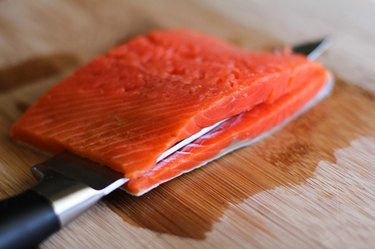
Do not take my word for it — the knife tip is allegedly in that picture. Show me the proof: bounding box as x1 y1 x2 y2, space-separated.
293 37 332 60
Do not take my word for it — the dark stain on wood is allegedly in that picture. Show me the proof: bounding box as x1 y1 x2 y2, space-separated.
0 53 79 93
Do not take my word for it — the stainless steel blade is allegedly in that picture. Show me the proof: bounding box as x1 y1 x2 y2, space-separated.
33 152 127 191
292 38 331 60
31 152 127 225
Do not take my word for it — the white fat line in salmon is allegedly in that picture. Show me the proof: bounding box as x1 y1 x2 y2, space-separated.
156 119 228 162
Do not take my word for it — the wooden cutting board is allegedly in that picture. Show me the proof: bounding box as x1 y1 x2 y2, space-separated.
1 1 375 248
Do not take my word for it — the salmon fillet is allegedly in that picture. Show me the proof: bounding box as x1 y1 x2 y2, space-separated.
11 29 331 195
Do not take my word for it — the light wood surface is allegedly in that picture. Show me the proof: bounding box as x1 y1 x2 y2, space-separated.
1 1 375 248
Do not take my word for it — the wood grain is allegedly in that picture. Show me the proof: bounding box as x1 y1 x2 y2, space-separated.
0 0 375 248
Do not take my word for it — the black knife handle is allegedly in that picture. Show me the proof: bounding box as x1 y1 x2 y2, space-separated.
0 190 61 249
0 154 124 249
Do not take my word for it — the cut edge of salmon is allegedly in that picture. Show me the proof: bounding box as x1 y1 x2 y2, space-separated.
123 73 334 196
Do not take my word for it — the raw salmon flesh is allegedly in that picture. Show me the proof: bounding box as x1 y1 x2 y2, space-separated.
11 29 332 195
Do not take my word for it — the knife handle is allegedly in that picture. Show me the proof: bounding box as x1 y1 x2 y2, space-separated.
0 169 104 249
0 189 61 249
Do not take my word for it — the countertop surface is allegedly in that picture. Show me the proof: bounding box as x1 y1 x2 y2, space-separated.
0 1 375 248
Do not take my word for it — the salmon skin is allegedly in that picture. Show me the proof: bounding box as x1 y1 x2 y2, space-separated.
11 29 331 196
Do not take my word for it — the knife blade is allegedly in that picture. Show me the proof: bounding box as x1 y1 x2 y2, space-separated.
292 38 331 60
0 39 330 249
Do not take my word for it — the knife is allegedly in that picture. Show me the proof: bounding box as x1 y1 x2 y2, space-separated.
0 39 330 249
